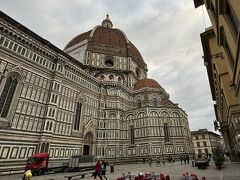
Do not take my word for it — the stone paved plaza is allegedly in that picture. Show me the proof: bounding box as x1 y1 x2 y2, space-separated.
0 160 240 180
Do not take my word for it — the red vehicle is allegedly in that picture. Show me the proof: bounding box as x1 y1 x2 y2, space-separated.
25 153 68 175
25 153 95 175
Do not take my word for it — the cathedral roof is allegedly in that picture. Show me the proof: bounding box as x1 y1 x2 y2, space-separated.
134 78 162 90
64 15 144 64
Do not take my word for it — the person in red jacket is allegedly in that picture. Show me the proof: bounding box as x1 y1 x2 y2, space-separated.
94 160 103 180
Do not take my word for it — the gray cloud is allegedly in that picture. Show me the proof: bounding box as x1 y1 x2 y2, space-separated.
1 0 216 132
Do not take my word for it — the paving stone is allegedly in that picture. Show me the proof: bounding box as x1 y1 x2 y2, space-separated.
0 160 240 180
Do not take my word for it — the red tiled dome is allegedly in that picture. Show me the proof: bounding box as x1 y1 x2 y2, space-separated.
134 78 162 90
64 25 144 63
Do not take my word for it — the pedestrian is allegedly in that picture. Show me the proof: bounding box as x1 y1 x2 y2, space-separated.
186 155 189 164
183 155 186 164
162 158 166 166
148 157 152 167
23 169 32 180
180 156 183 165
94 160 102 180
170 156 173 165
156 157 161 167
101 160 108 180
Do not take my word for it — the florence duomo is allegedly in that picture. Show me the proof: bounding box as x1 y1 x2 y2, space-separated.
0 11 192 168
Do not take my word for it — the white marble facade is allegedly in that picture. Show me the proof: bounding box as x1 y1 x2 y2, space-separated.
0 12 192 168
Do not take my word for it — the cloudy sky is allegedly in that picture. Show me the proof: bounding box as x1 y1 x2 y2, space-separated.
1 0 216 132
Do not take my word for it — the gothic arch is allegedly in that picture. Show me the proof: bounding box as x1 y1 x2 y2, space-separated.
108 113 117 119
160 111 169 117
126 114 134 120
170 111 180 117
0 70 23 121
149 111 160 117
108 88 117 96
134 95 144 102
148 94 161 101
137 112 146 118
83 131 94 155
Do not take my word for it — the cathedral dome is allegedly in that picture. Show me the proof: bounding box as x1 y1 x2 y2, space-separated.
134 78 162 90
64 15 145 64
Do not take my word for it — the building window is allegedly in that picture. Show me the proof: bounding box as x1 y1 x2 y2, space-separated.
206 0 217 24
130 126 135 144
202 135 205 139
204 148 209 155
164 123 170 142
203 141 207 147
197 142 200 147
198 149 202 155
105 59 114 67
153 99 158 107
136 67 141 78
74 102 82 130
0 76 18 117
195 135 199 140
225 0 239 40
137 101 142 108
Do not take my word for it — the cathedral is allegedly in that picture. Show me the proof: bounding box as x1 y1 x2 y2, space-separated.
0 11 192 168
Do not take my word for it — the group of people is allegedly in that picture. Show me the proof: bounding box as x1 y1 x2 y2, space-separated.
144 155 192 167
180 155 190 164
146 156 175 167
94 159 108 180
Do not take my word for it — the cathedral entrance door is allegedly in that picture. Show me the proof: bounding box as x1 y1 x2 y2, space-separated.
83 145 90 155
83 132 93 155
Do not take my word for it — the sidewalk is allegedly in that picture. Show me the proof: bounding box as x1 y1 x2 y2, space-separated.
0 160 240 180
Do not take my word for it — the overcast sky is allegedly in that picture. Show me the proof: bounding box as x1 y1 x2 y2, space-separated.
1 0 217 132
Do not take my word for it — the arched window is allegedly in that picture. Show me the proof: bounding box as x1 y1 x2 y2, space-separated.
0 76 18 117
74 102 82 130
153 99 158 107
130 126 135 144
164 123 170 142
40 142 45 153
45 143 49 153
46 121 49 130
49 122 52 131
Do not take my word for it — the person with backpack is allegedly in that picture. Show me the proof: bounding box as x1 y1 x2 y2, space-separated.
94 160 102 180
101 160 108 180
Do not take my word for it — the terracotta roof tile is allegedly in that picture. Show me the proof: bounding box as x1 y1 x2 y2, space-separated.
134 78 162 90
64 26 144 65
64 30 91 49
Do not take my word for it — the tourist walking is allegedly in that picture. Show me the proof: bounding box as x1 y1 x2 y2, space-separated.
156 157 161 167
180 156 183 164
149 157 152 167
186 155 189 164
101 160 108 180
184 155 186 164
170 156 173 165
94 160 102 180
162 158 166 166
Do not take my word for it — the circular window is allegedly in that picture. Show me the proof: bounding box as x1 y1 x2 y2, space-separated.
109 74 114 80
118 77 122 82
100 75 104 80
105 59 114 67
